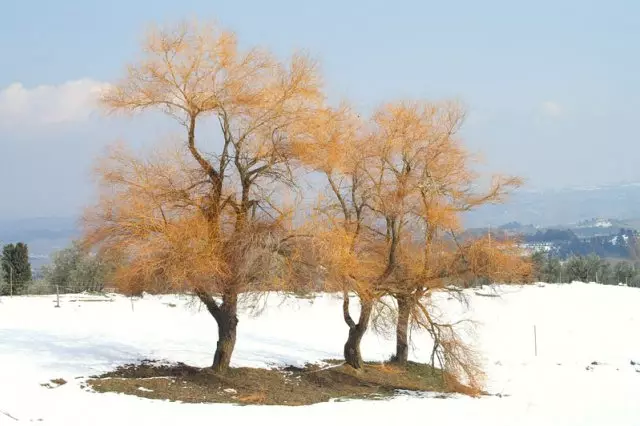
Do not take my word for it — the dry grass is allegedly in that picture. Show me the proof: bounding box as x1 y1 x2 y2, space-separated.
86 359 454 406
41 378 67 389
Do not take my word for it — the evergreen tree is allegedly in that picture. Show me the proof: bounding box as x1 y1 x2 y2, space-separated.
1 243 32 295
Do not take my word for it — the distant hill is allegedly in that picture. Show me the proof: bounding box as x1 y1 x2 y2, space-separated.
0 217 79 269
463 182 640 228
464 217 640 260
7 180 640 268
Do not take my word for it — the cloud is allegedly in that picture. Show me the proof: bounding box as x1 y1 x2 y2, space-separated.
541 101 563 118
0 79 110 127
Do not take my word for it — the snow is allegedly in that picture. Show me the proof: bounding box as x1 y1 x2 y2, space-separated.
519 242 553 255
610 235 629 245
576 219 613 228
1 284 640 425
585 219 614 228
594 220 613 228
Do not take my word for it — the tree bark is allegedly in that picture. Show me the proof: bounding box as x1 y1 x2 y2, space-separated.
343 294 373 369
212 311 237 373
392 295 411 364
196 289 239 374
212 291 238 373
344 324 366 369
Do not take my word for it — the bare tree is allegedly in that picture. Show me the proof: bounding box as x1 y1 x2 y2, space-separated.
299 101 531 383
295 105 378 368
85 22 322 373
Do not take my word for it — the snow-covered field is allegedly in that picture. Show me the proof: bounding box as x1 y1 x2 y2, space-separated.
1 283 639 425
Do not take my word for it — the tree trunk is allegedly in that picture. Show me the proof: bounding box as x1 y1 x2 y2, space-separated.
344 324 366 369
212 292 238 373
343 295 373 369
212 319 237 372
392 295 411 364
196 289 238 374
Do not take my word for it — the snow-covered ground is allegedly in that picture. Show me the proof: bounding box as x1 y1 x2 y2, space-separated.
1 283 639 425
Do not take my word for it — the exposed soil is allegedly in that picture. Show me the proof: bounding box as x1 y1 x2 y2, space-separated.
86 359 455 406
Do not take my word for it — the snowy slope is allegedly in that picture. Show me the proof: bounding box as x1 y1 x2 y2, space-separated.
1 284 639 425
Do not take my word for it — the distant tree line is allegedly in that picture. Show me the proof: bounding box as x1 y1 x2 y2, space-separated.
0 241 112 295
532 252 640 286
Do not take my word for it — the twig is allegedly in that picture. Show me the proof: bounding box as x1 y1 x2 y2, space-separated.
0 410 19 421
302 362 346 374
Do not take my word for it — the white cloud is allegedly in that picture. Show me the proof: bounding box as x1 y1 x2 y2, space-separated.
541 101 563 118
0 79 110 126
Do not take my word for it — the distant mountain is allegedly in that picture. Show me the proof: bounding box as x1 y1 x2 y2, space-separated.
0 217 79 269
463 212 640 260
464 182 640 228
522 227 639 260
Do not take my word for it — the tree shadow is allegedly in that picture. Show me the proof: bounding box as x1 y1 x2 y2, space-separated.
0 329 145 374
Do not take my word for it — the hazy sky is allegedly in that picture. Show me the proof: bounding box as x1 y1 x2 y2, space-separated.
1 0 638 220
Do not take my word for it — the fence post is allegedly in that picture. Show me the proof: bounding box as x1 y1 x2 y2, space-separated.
55 285 60 308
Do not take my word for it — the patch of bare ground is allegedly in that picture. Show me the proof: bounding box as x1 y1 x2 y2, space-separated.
40 378 67 389
86 359 460 406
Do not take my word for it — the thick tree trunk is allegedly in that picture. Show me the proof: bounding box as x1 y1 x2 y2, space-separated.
212 292 238 373
196 289 238 374
392 295 411 364
344 324 366 369
212 310 238 373
343 295 373 369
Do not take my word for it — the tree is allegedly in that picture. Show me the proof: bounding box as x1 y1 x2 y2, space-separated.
42 244 79 290
532 253 563 283
564 256 586 282
531 252 545 278
298 101 531 380
294 104 378 369
548 256 564 283
361 102 529 376
596 260 612 285
584 254 605 283
1 243 32 295
86 22 321 373
563 255 604 282
42 242 111 293
0 262 6 294
613 261 635 285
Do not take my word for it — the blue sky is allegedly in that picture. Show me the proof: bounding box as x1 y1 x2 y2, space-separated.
1 0 639 219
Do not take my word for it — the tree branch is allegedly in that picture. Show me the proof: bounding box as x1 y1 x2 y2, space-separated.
342 291 356 329
195 289 221 321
